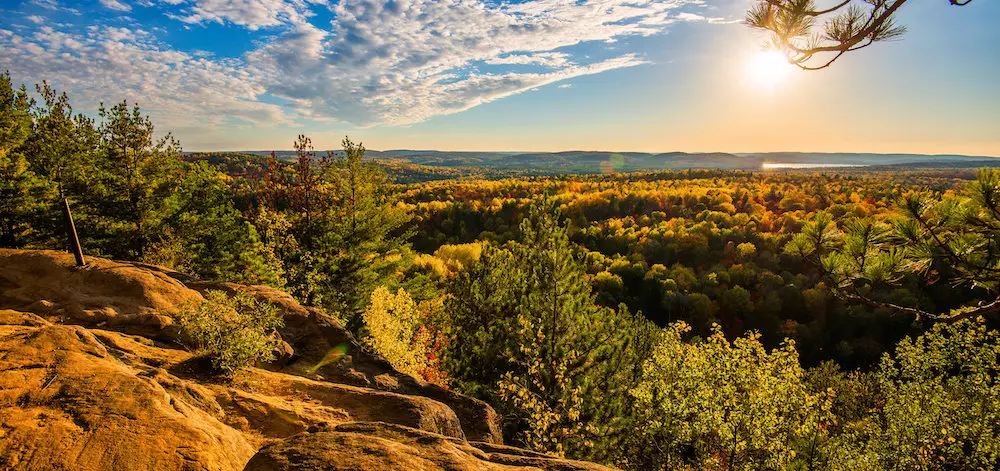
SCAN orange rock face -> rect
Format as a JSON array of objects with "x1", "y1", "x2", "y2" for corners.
[{"x1": 0, "y1": 250, "x2": 615, "y2": 471}]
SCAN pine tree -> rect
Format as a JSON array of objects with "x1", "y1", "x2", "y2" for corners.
[
  {"x1": 0, "y1": 72, "x2": 51, "y2": 248},
  {"x1": 151, "y1": 161, "x2": 284, "y2": 286},
  {"x1": 446, "y1": 201, "x2": 657, "y2": 461},
  {"x1": 498, "y1": 203, "x2": 655, "y2": 458},
  {"x1": 324, "y1": 137, "x2": 411, "y2": 327},
  {"x1": 255, "y1": 136, "x2": 410, "y2": 326},
  {"x1": 16, "y1": 81, "x2": 99, "y2": 248},
  {"x1": 786, "y1": 170, "x2": 1000, "y2": 322},
  {"x1": 93, "y1": 100, "x2": 182, "y2": 260},
  {"x1": 445, "y1": 245, "x2": 523, "y2": 401}
]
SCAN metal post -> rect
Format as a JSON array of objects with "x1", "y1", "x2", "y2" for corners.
[{"x1": 62, "y1": 197, "x2": 85, "y2": 267}]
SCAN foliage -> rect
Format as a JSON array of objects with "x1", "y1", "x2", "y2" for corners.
[
  {"x1": 631, "y1": 322, "x2": 833, "y2": 471},
  {"x1": 360, "y1": 286, "x2": 447, "y2": 384},
  {"x1": 5, "y1": 74, "x2": 1000, "y2": 470},
  {"x1": 788, "y1": 170, "x2": 1000, "y2": 322},
  {"x1": 434, "y1": 242, "x2": 483, "y2": 272},
  {"x1": 746, "y1": 0, "x2": 971, "y2": 70},
  {"x1": 93, "y1": 99, "x2": 183, "y2": 260},
  {"x1": 255, "y1": 135, "x2": 412, "y2": 326},
  {"x1": 444, "y1": 243, "x2": 523, "y2": 401},
  {"x1": 447, "y1": 202, "x2": 657, "y2": 461},
  {"x1": 177, "y1": 290, "x2": 284, "y2": 374},
  {"x1": 869, "y1": 318, "x2": 1000, "y2": 469},
  {"x1": 150, "y1": 162, "x2": 284, "y2": 286},
  {"x1": 0, "y1": 71, "x2": 49, "y2": 248}
]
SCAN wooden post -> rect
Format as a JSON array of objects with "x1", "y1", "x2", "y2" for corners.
[{"x1": 62, "y1": 197, "x2": 85, "y2": 267}]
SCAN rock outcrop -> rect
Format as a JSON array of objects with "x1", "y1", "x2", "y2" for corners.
[{"x1": 0, "y1": 249, "x2": 615, "y2": 471}]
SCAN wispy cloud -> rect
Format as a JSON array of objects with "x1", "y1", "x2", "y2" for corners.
[
  {"x1": 29, "y1": 0, "x2": 81, "y2": 15},
  {"x1": 4, "y1": 0, "x2": 725, "y2": 135},
  {"x1": 99, "y1": 0, "x2": 133, "y2": 12},
  {"x1": 0, "y1": 24, "x2": 288, "y2": 141},
  {"x1": 249, "y1": 0, "x2": 706, "y2": 125},
  {"x1": 161, "y1": 0, "x2": 322, "y2": 30}
]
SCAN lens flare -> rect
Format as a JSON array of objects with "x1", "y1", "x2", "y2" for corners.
[{"x1": 307, "y1": 344, "x2": 348, "y2": 374}]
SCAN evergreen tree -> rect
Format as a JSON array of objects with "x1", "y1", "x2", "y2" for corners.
[
  {"x1": 446, "y1": 202, "x2": 657, "y2": 461},
  {"x1": 151, "y1": 161, "x2": 284, "y2": 286},
  {"x1": 256, "y1": 135, "x2": 410, "y2": 326},
  {"x1": 324, "y1": 137, "x2": 411, "y2": 326},
  {"x1": 92, "y1": 100, "x2": 182, "y2": 260},
  {"x1": 786, "y1": 170, "x2": 1000, "y2": 322},
  {"x1": 18, "y1": 81, "x2": 99, "y2": 248},
  {"x1": 445, "y1": 245, "x2": 523, "y2": 401},
  {"x1": 0, "y1": 72, "x2": 50, "y2": 248}
]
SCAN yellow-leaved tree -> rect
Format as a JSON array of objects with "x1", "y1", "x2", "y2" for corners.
[
  {"x1": 360, "y1": 286, "x2": 446, "y2": 384},
  {"x1": 630, "y1": 322, "x2": 834, "y2": 471}
]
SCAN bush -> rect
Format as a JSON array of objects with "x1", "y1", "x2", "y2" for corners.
[
  {"x1": 630, "y1": 322, "x2": 833, "y2": 471},
  {"x1": 177, "y1": 290, "x2": 284, "y2": 374}
]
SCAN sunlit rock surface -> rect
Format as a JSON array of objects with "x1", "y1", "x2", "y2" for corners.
[{"x1": 0, "y1": 249, "x2": 613, "y2": 471}]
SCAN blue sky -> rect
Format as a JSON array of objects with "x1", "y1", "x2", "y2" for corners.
[{"x1": 1, "y1": 0, "x2": 998, "y2": 155}]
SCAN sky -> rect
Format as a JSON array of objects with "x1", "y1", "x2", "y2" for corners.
[{"x1": 1, "y1": 0, "x2": 998, "y2": 155}]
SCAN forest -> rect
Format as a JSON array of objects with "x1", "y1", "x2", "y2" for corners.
[{"x1": 2, "y1": 72, "x2": 999, "y2": 470}]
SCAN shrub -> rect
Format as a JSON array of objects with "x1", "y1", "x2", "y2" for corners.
[
  {"x1": 630, "y1": 322, "x2": 833, "y2": 471},
  {"x1": 177, "y1": 290, "x2": 284, "y2": 374}
]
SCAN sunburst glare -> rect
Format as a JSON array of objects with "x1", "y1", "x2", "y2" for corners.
[{"x1": 749, "y1": 50, "x2": 794, "y2": 90}]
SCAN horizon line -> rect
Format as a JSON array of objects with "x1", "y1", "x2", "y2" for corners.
[{"x1": 181, "y1": 149, "x2": 1000, "y2": 159}]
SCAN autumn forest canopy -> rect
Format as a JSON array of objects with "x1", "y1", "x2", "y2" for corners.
[{"x1": 2, "y1": 70, "x2": 1000, "y2": 470}]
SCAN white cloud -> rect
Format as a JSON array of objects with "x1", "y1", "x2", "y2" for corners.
[
  {"x1": 558, "y1": 83, "x2": 572, "y2": 89},
  {"x1": 162, "y1": 0, "x2": 318, "y2": 30},
  {"x1": 0, "y1": 24, "x2": 288, "y2": 143},
  {"x1": 6, "y1": 0, "x2": 726, "y2": 140},
  {"x1": 486, "y1": 53, "x2": 571, "y2": 68},
  {"x1": 29, "y1": 0, "x2": 81, "y2": 15},
  {"x1": 248, "y1": 0, "x2": 704, "y2": 125},
  {"x1": 100, "y1": 0, "x2": 133, "y2": 12}
]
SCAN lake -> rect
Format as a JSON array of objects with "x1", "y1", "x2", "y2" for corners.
[{"x1": 762, "y1": 163, "x2": 867, "y2": 169}]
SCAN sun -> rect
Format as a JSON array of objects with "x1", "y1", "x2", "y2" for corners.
[{"x1": 749, "y1": 50, "x2": 793, "y2": 88}]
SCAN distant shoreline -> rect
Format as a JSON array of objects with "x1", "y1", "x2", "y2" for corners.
[{"x1": 762, "y1": 163, "x2": 866, "y2": 169}]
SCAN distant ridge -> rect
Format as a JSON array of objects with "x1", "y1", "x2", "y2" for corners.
[{"x1": 226, "y1": 150, "x2": 998, "y2": 173}]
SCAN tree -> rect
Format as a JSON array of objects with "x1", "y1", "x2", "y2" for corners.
[
  {"x1": 786, "y1": 170, "x2": 1000, "y2": 322},
  {"x1": 630, "y1": 322, "x2": 834, "y2": 471},
  {"x1": 22, "y1": 82, "x2": 98, "y2": 193},
  {"x1": 746, "y1": 0, "x2": 973, "y2": 70},
  {"x1": 15, "y1": 81, "x2": 99, "y2": 248},
  {"x1": 255, "y1": 136, "x2": 411, "y2": 326},
  {"x1": 150, "y1": 161, "x2": 284, "y2": 286},
  {"x1": 324, "y1": 137, "x2": 412, "y2": 325},
  {"x1": 0, "y1": 72, "x2": 49, "y2": 248},
  {"x1": 815, "y1": 319, "x2": 1000, "y2": 469},
  {"x1": 359, "y1": 286, "x2": 446, "y2": 383},
  {"x1": 869, "y1": 318, "x2": 1000, "y2": 469},
  {"x1": 92, "y1": 100, "x2": 182, "y2": 260},
  {"x1": 444, "y1": 244, "x2": 524, "y2": 401},
  {"x1": 257, "y1": 135, "x2": 333, "y2": 304},
  {"x1": 446, "y1": 202, "x2": 657, "y2": 461}
]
